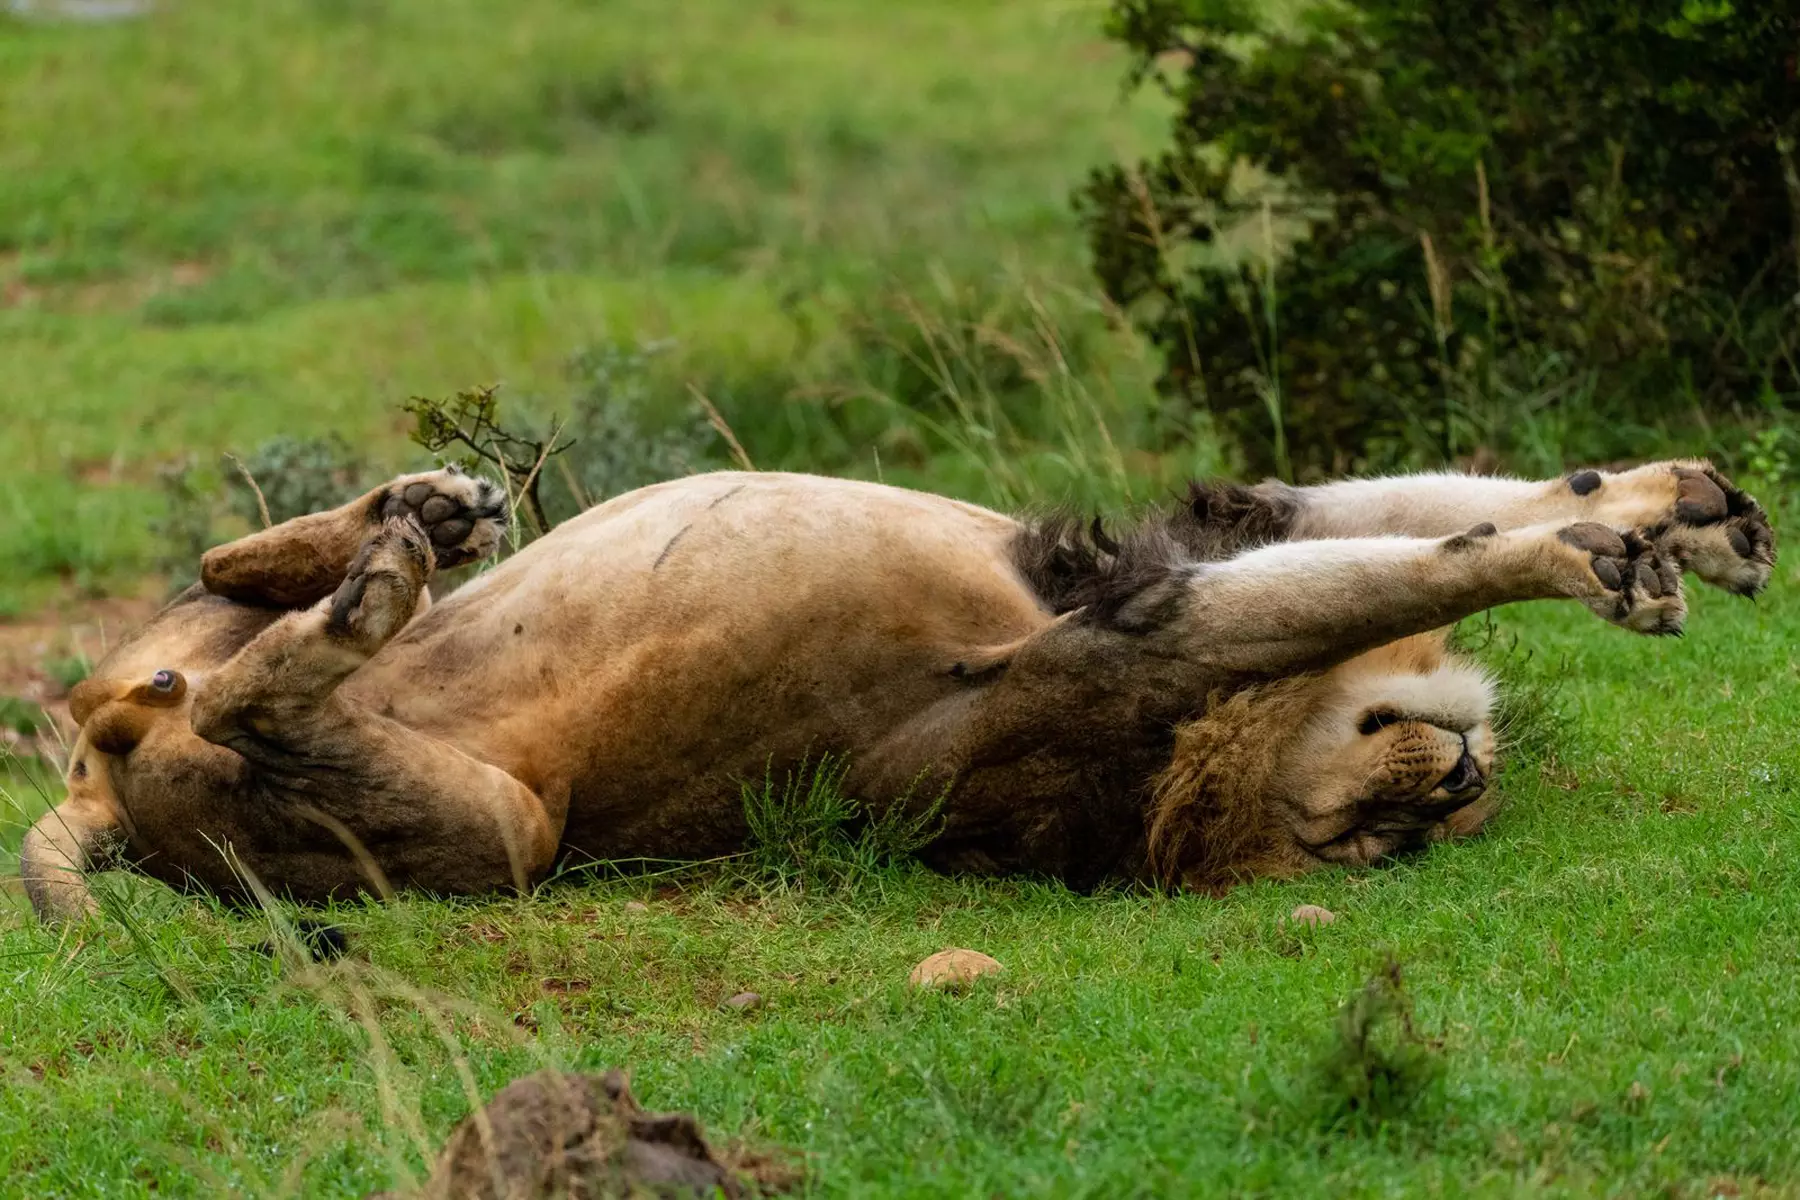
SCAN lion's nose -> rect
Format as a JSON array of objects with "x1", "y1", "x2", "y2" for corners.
[{"x1": 1435, "y1": 751, "x2": 1485, "y2": 796}]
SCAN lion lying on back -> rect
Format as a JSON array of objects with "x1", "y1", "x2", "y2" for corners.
[{"x1": 23, "y1": 462, "x2": 1775, "y2": 920}]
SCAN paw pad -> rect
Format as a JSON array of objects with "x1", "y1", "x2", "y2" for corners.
[
  {"x1": 1671, "y1": 467, "x2": 1729, "y2": 526},
  {"x1": 1654, "y1": 465, "x2": 1775, "y2": 597},
  {"x1": 376, "y1": 470, "x2": 509, "y2": 568},
  {"x1": 1567, "y1": 469, "x2": 1602, "y2": 497},
  {"x1": 1559, "y1": 522, "x2": 1684, "y2": 636}
]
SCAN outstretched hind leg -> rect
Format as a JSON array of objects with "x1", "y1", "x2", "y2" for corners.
[{"x1": 190, "y1": 519, "x2": 558, "y2": 898}]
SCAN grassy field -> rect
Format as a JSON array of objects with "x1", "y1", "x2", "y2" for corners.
[
  {"x1": 0, "y1": 0, "x2": 1173, "y2": 614},
  {"x1": 4, "y1": 590, "x2": 1800, "y2": 1196},
  {"x1": 5, "y1": 0, "x2": 1800, "y2": 1196}
]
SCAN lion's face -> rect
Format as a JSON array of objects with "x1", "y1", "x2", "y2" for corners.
[{"x1": 1276, "y1": 645, "x2": 1498, "y2": 868}]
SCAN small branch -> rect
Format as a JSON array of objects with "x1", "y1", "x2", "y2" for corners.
[
  {"x1": 512, "y1": 416, "x2": 569, "y2": 536},
  {"x1": 225, "y1": 453, "x2": 272, "y2": 530}
]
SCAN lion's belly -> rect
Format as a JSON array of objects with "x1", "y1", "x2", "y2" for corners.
[{"x1": 343, "y1": 473, "x2": 1051, "y2": 858}]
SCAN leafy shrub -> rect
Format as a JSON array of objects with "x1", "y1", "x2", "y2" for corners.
[
  {"x1": 152, "y1": 457, "x2": 223, "y2": 592},
  {"x1": 1, "y1": 695, "x2": 45, "y2": 739},
  {"x1": 554, "y1": 342, "x2": 722, "y2": 513},
  {"x1": 1080, "y1": 0, "x2": 1800, "y2": 478}
]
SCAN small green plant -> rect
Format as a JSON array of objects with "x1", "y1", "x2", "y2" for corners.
[
  {"x1": 0, "y1": 695, "x2": 45, "y2": 739},
  {"x1": 1309, "y1": 957, "x2": 1444, "y2": 1131},
  {"x1": 42, "y1": 654, "x2": 90, "y2": 696},
  {"x1": 1452, "y1": 612, "x2": 1568, "y2": 769},
  {"x1": 740, "y1": 753, "x2": 948, "y2": 892},
  {"x1": 742, "y1": 754, "x2": 860, "y2": 886},
  {"x1": 553, "y1": 341, "x2": 722, "y2": 513},
  {"x1": 151, "y1": 456, "x2": 221, "y2": 593},
  {"x1": 1739, "y1": 423, "x2": 1798, "y2": 497}
]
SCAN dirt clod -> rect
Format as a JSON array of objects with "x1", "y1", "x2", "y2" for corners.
[
  {"x1": 909, "y1": 948, "x2": 1003, "y2": 991},
  {"x1": 393, "y1": 1069, "x2": 740, "y2": 1199}
]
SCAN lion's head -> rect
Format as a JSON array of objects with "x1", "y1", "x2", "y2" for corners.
[{"x1": 1148, "y1": 632, "x2": 1499, "y2": 888}]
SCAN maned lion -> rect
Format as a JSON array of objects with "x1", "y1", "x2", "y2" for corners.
[{"x1": 22, "y1": 462, "x2": 1775, "y2": 921}]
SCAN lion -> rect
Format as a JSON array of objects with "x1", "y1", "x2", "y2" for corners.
[{"x1": 21, "y1": 460, "x2": 1775, "y2": 921}]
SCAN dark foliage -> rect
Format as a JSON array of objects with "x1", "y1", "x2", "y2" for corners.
[{"x1": 1079, "y1": 0, "x2": 1800, "y2": 477}]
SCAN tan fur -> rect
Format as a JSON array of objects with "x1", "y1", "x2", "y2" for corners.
[{"x1": 21, "y1": 461, "x2": 1775, "y2": 920}]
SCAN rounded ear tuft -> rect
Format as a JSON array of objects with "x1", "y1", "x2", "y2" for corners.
[
  {"x1": 69, "y1": 679, "x2": 117, "y2": 727},
  {"x1": 85, "y1": 702, "x2": 152, "y2": 756}
]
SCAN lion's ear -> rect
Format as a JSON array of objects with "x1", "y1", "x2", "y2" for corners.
[
  {"x1": 84, "y1": 702, "x2": 154, "y2": 756},
  {"x1": 69, "y1": 679, "x2": 123, "y2": 727},
  {"x1": 70, "y1": 672, "x2": 186, "y2": 754}
]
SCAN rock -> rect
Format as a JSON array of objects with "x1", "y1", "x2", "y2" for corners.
[
  {"x1": 1290, "y1": 904, "x2": 1337, "y2": 927},
  {"x1": 908, "y1": 948, "x2": 1003, "y2": 991},
  {"x1": 402, "y1": 1069, "x2": 739, "y2": 1199},
  {"x1": 623, "y1": 901, "x2": 649, "y2": 914},
  {"x1": 723, "y1": 991, "x2": 762, "y2": 1011}
]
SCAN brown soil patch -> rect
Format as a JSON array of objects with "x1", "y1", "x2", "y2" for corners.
[{"x1": 0, "y1": 255, "x2": 215, "y2": 316}]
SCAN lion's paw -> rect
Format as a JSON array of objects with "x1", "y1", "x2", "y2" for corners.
[
  {"x1": 1574, "y1": 461, "x2": 1774, "y2": 596},
  {"x1": 374, "y1": 466, "x2": 508, "y2": 569},
  {"x1": 328, "y1": 518, "x2": 434, "y2": 652},
  {"x1": 1650, "y1": 465, "x2": 1774, "y2": 597},
  {"x1": 1556, "y1": 522, "x2": 1686, "y2": 636}
]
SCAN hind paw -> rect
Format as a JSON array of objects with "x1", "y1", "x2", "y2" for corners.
[
  {"x1": 373, "y1": 466, "x2": 508, "y2": 569},
  {"x1": 327, "y1": 519, "x2": 434, "y2": 652}
]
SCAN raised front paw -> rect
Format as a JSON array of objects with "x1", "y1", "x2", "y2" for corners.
[
  {"x1": 373, "y1": 466, "x2": 509, "y2": 569},
  {"x1": 1557, "y1": 522, "x2": 1686, "y2": 636}
]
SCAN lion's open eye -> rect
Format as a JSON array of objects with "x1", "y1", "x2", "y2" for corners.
[
  {"x1": 1357, "y1": 708, "x2": 1401, "y2": 736},
  {"x1": 151, "y1": 669, "x2": 178, "y2": 693}
]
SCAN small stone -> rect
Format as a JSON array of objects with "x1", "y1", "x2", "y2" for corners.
[
  {"x1": 723, "y1": 991, "x2": 761, "y2": 1011},
  {"x1": 623, "y1": 901, "x2": 649, "y2": 914},
  {"x1": 1290, "y1": 904, "x2": 1337, "y2": 927},
  {"x1": 909, "y1": 948, "x2": 1003, "y2": 991}
]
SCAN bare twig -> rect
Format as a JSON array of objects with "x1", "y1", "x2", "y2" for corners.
[{"x1": 225, "y1": 453, "x2": 272, "y2": 530}]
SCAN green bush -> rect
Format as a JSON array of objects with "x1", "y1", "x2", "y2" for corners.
[{"x1": 1079, "y1": 0, "x2": 1800, "y2": 478}]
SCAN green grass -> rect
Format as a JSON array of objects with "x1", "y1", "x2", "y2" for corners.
[
  {"x1": 1, "y1": 0, "x2": 1168, "y2": 611},
  {"x1": 4, "y1": 581, "x2": 1799, "y2": 1197},
  {"x1": 6, "y1": 0, "x2": 1800, "y2": 1195}
]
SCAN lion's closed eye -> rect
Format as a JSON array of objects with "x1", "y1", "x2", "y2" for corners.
[{"x1": 1357, "y1": 708, "x2": 1402, "y2": 736}]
